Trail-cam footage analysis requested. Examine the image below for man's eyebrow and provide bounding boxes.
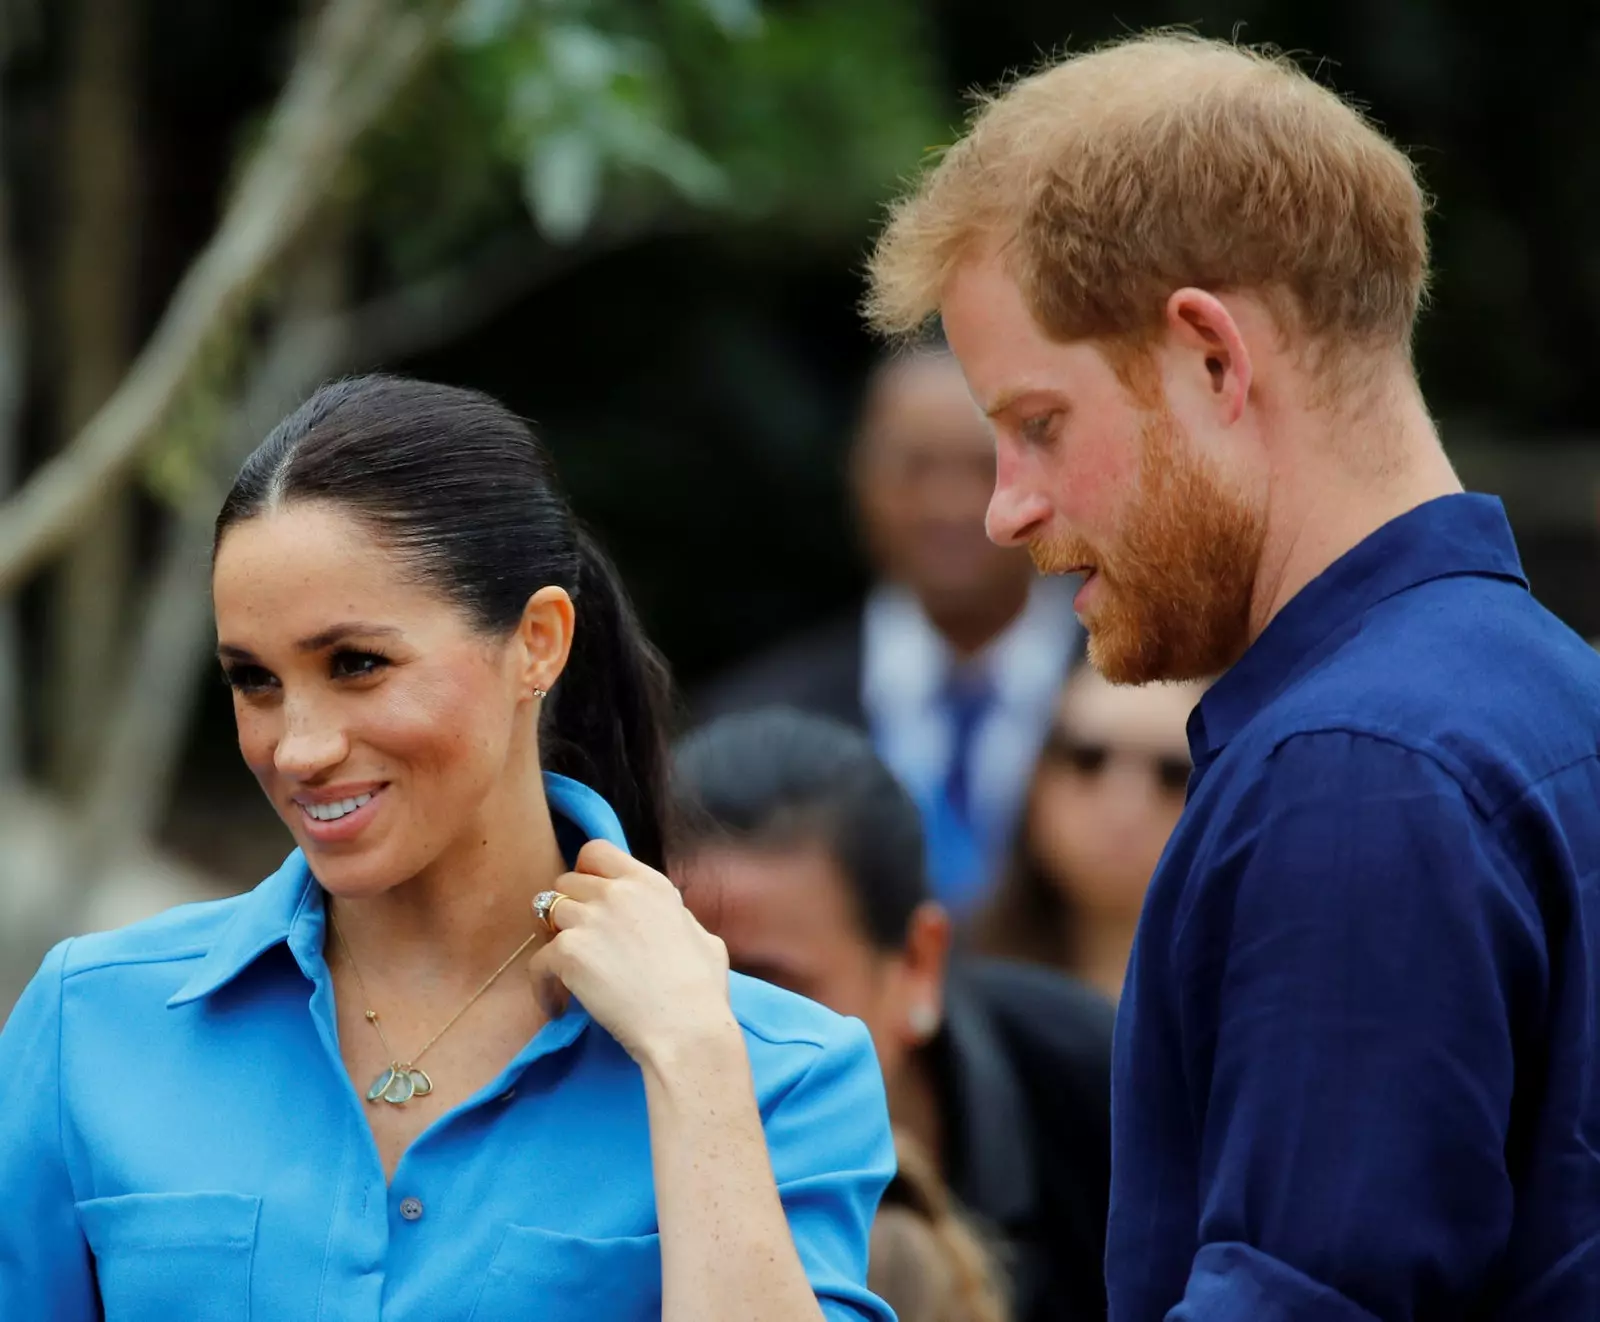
[984,386,1063,419]
[215,623,404,663]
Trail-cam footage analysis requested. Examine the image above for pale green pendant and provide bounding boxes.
[366,1065,433,1106]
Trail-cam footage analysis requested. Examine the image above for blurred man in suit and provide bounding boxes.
[699,347,1079,914]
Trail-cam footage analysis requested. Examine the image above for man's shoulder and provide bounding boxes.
[692,611,866,727]
[1240,584,1600,811]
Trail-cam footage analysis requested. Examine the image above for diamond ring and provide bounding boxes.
[533,889,570,934]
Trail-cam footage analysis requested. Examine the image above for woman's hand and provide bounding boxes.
[527,840,739,1070]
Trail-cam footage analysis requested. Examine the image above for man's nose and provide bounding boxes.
[985,453,1053,547]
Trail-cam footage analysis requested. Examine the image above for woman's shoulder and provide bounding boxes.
[725,973,885,1104]
[726,970,865,1053]
[52,851,309,999]
[726,973,893,1171]
[47,889,257,992]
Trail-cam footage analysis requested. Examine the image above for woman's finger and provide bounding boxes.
[549,869,610,903]
[543,891,588,932]
[524,940,571,1018]
[573,838,633,879]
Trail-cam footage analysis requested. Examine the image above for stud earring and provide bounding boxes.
[908,1004,941,1041]
[532,686,548,700]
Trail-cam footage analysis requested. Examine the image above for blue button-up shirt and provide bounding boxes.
[0,774,896,1321]
[1108,495,1600,1321]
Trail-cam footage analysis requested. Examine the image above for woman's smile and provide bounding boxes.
[291,782,389,844]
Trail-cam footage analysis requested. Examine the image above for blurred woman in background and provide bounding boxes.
[973,665,1205,1001]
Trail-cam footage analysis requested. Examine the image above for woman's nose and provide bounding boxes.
[272,697,349,778]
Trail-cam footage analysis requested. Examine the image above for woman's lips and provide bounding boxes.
[294,784,387,844]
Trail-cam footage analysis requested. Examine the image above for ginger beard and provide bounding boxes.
[1031,406,1265,685]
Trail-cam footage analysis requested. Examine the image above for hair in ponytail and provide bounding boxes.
[215,374,675,865]
[540,527,674,867]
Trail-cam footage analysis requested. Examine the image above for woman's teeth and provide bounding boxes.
[304,793,373,822]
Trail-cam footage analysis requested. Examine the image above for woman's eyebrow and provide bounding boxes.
[215,624,404,663]
[295,623,404,652]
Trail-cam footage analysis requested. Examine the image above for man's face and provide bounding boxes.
[674,840,932,1089]
[940,254,1266,684]
[853,353,1035,618]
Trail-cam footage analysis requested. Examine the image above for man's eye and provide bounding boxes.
[1021,412,1060,445]
[330,650,389,680]
[223,664,275,694]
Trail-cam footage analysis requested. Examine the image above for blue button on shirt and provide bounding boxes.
[0,774,897,1321]
[1108,495,1600,1321]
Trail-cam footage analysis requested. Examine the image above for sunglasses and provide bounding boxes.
[1040,729,1192,796]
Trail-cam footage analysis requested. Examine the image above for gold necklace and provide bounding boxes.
[328,910,541,1106]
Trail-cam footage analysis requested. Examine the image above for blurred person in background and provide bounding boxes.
[974,662,1205,1001]
[868,30,1600,1322]
[698,347,1080,916]
[673,708,1114,1322]
[870,1131,1010,1322]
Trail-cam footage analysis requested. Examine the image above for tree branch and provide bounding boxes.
[0,0,458,598]
[74,258,358,866]
[0,90,25,783]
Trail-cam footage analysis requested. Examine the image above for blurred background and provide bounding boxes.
[0,0,1597,1006]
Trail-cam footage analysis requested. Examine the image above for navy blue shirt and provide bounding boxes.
[1108,495,1600,1322]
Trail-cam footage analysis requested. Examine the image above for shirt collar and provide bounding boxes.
[861,578,1079,717]
[1190,493,1528,764]
[168,771,630,1009]
[929,971,1039,1227]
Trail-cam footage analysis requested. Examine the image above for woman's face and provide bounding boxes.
[1025,669,1201,922]
[212,501,545,898]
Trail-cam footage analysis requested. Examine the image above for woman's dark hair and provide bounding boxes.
[214,374,675,867]
[670,708,928,950]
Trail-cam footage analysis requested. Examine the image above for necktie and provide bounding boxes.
[923,667,996,914]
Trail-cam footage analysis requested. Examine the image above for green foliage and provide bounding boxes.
[359,0,946,275]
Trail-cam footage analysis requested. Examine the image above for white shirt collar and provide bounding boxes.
[860,577,1079,720]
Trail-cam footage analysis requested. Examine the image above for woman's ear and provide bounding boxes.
[517,585,576,697]
[901,902,953,1042]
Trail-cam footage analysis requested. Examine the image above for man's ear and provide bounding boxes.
[516,585,575,698]
[1164,287,1252,426]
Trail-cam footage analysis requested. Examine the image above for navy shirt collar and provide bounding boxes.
[1190,493,1528,765]
[168,772,629,1008]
